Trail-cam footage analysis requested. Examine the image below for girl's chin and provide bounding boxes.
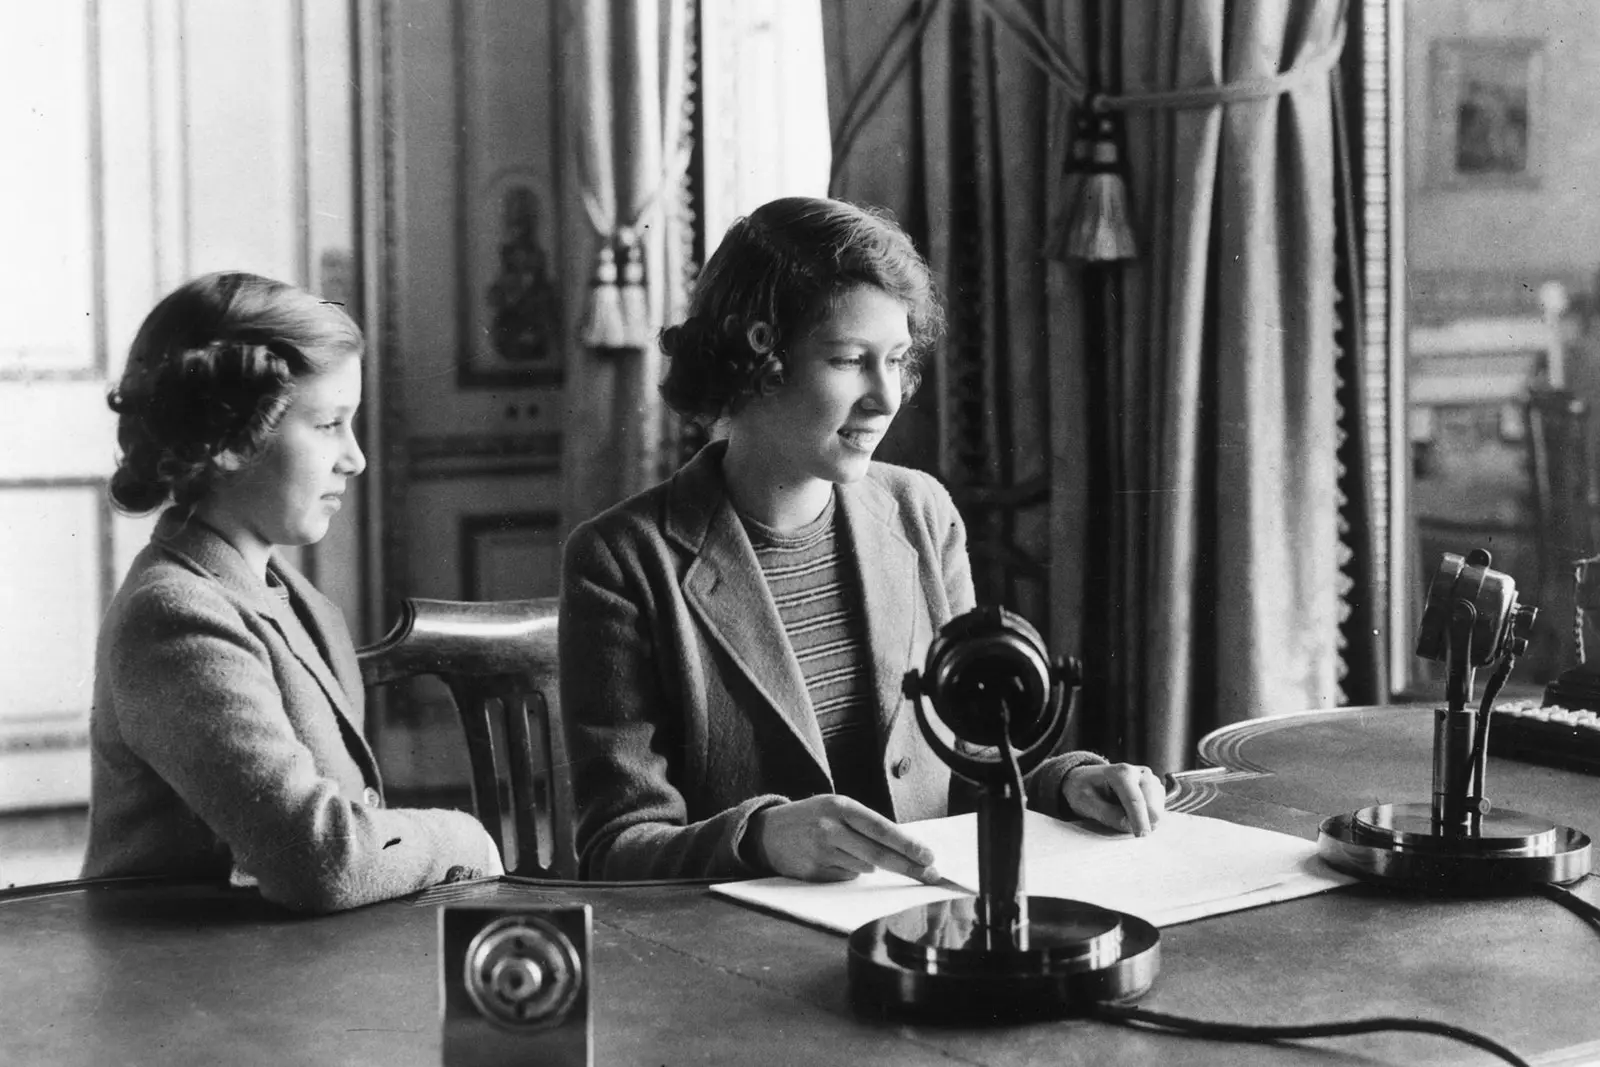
[285,518,335,546]
[827,454,875,482]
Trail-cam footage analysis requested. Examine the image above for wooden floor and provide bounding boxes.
[0,807,86,889]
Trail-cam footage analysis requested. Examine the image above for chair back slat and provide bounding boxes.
[357,596,574,879]
[503,688,562,875]
[448,685,508,863]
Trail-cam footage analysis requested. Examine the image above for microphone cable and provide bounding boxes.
[1534,879,1600,935]
[1088,1003,1532,1067]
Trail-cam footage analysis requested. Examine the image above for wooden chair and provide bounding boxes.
[357,597,576,879]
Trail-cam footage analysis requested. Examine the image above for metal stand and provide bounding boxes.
[1317,550,1591,891]
[847,777,1159,1019]
[848,610,1158,1020]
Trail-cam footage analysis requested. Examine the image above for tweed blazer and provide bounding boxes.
[80,510,501,913]
[560,441,1104,880]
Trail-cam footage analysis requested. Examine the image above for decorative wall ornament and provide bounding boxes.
[454,0,566,390]
[485,184,560,366]
[461,168,564,388]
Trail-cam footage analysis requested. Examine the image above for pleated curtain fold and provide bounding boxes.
[1113,0,1350,771]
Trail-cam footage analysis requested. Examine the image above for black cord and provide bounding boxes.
[1535,880,1600,933]
[1090,1003,1532,1067]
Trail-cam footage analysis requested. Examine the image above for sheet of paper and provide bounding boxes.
[710,810,1357,935]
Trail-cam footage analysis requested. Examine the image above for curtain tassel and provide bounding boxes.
[617,229,653,349]
[580,243,629,349]
[1048,110,1138,263]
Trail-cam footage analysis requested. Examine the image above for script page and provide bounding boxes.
[710,810,1356,935]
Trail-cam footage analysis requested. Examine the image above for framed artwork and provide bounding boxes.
[1427,38,1543,190]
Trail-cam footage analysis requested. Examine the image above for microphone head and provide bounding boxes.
[921,606,1056,750]
[1415,549,1537,667]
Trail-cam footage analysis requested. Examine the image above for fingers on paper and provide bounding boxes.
[833,800,937,878]
[1091,763,1163,837]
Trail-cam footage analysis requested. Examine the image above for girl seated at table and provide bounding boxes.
[81,272,502,913]
[560,196,1165,882]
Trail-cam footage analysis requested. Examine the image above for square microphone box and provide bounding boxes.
[440,903,593,1067]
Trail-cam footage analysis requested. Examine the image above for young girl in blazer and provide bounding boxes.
[561,196,1165,882]
[81,272,502,912]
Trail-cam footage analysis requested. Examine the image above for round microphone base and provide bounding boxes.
[847,896,1159,1021]
[1318,803,1591,892]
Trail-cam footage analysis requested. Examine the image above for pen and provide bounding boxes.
[913,870,974,894]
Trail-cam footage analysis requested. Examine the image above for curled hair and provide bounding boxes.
[659,196,943,421]
[107,271,363,514]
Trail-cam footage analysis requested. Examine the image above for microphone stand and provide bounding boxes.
[974,707,1029,950]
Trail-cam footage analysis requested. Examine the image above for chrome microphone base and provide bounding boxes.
[846,895,1159,1021]
[1318,802,1592,892]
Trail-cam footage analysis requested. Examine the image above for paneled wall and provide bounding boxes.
[361,0,571,794]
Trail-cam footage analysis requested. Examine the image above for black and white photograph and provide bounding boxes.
[3,2,1599,1065]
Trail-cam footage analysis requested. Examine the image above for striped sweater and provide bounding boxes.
[740,493,889,813]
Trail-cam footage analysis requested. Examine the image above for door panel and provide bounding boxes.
[0,0,358,812]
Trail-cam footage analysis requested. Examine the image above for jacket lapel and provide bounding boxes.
[668,445,831,781]
[152,511,380,786]
[837,478,924,740]
[270,561,382,787]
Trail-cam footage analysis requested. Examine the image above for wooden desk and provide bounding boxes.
[5,705,1600,1066]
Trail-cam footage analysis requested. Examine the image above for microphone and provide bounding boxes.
[847,605,1159,1021]
[1317,549,1590,892]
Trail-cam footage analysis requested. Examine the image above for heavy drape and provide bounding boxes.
[823,0,1370,772]
[560,0,695,526]
[1113,0,1348,770]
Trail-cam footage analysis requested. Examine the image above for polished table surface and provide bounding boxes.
[6,704,1600,1066]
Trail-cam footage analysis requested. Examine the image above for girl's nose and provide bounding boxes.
[339,428,367,477]
[863,361,901,415]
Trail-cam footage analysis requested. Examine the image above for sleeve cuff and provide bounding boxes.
[1029,750,1109,820]
[728,795,788,876]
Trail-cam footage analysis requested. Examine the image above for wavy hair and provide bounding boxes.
[106,271,363,513]
[658,196,942,422]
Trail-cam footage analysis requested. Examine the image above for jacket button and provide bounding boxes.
[891,757,913,779]
[362,787,382,807]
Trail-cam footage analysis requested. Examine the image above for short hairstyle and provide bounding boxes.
[658,196,942,421]
[107,271,364,514]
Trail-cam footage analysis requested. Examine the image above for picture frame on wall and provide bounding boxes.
[1427,37,1543,190]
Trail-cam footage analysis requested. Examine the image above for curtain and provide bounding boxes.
[824,0,1061,634]
[1112,0,1350,771]
[822,0,1376,772]
[561,0,695,527]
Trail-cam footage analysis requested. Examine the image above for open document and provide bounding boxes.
[711,809,1357,935]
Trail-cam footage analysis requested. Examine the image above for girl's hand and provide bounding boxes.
[746,794,939,883]
[1063,763,1166,836]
